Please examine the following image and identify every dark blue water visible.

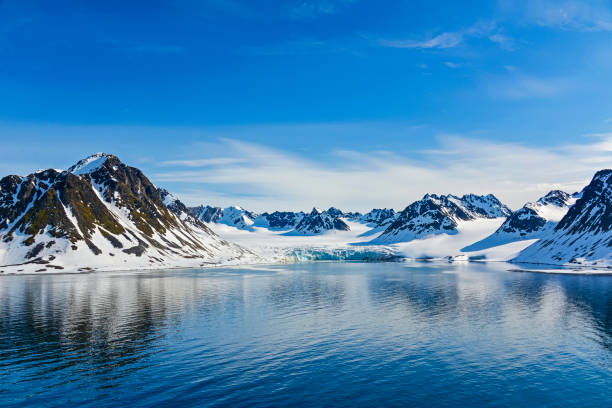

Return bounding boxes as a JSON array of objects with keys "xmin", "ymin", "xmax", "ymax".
[{"xmin": 0, "ymin": 262, "xmax": 610, "ymax": 407}]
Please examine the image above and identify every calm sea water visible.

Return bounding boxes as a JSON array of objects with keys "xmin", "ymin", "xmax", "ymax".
[{"xmin": 0, "ymin": 262, "xmax": 610, "ymax": 407}]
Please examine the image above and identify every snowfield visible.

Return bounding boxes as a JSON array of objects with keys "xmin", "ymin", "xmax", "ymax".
[{"xmin": 205, "ymin": 218, "xmax": 535, "ymax": 265}]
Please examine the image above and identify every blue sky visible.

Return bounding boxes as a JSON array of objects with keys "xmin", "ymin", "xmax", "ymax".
[{"xmin": 1, "ymin": 0, "xmax": 612, "ymax": 211}]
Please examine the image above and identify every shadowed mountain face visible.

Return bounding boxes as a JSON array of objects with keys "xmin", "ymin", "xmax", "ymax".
[
  {"xmin": 359, "ymin": 208, "xmax": 396, "ymax": 227},
  {"xmin": 374, "ymin": 194, "xmax": 511, "ymax": 244},
  {"xmin": 0, "ymin": 153, "xmax": 253, "ymax": 272},
  {"xmin": 463, "ymin": 190, "xmax": 577, "ymax": 252},
  {"xmin": 513, "ymin": 170, "xmax": 612, "ymax": 266},
  {"xmin": 292, "ymin": 208, "xmax": 351, "ymax": 235},
  {"xmin": 189, "ymin": 205, "xmax": 352, "ymax": 235},
  {"xmin": 190, "ymin": 205, "xmax": 258, "ymax": 230},
  {"xmin": 499, "ymin": 190, "xmax": 575, "ymax": 235}
]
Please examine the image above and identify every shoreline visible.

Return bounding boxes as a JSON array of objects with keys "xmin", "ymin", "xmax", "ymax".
[{"xmin": 2, "ymin": 256, "xmax": 612, "ymax": 277}]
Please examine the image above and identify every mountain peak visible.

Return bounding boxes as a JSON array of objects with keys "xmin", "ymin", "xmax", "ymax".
[
  {"xmin": 68, "ymin": 152, "xmax": 117, "ymax": 175},
  {"xmin": 537, "ymin": 190, "xmax": 571, "ymax": 207}
]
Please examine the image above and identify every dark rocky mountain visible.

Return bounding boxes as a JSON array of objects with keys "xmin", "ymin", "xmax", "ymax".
[
  {"xmin": 190, "ymin": 205, "xmax": 224, "ymax": 223},
  {"xmin": 373, "ymin": 193, "xmax": 511, "ymax": 244},
  {"xmin": 255, "ymin": 211, "xmax": 305, "ymax": 230},
  {"xmin": 460, "ymin": 194, "xmax": 513, "ymax": 218},
  {"xmin": 513, "ymin": 170, "xmax": 612, "ymax": 266},
  {"xmin": 189, "ymin": 205, "xmax": 257, "ymax": 230},
  {"xmin": 360, "ymin": 208, "xmax": 396, "ymax": 226},
  {"xmin": 463, "ymin": 190, "xmax": 576, "ymax": 251},
  {"xmin": 291, "ymin": 208, "xmax": 351, "ymax": 235},
  {"xmin": 326, "ymin": 207, "xmax": 344, "ymax": 218},
  {"xmin": 0, "ymin": 153, "xmax": 253, "ymax": 273},
  {"xmin": 191, "ymin": 205, "xmax": 352, "ymax": 235}
]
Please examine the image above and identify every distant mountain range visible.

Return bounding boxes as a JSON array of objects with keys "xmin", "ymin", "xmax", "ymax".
[{"xmin": 1, "ymin": 153, "xmax": 610, "ymax": 272}]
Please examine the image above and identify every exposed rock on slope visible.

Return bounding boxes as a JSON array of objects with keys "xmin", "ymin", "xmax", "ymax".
[
  {"xmin": 0, "ymin": 153, "xmax": 254, "ymax": 273},
  {"xmin": 291, "ymin": 208, "xmax": 350, "ymax": 235},
  {"xmin": 193, "ymin": 205, "xmax": 352, "ymax": 235},
  {"xmin": 512, "ymin": 170, "xmax": 612, "ymax": 266},
  {"xmin": 254, "ymin": 211, "xmax": 305, "ymax": 230},
  {"xmin": 373, "ymin": 194, "xmax": 511, "ymax": 244},
  {"xmin": 189, "ymin": 205, "xmax": 257, "ymax": 230},
  {"xmin": 463, "ymin": 190, "xmax": 577, "ymax": 251},
  {"xmin": 360, "ymin": 208, "xmax": 396, "ymax": 227}
]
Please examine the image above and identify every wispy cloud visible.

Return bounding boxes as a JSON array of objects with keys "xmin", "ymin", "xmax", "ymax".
[
  {"xmin": 380, "ymin": 31, "xmax": 464, "ymax": 49},
  {"xmin": 161, "ymin": 158, "xmax": 245, "ymax": 167},
  {"xmin": 499, "ymin": 0, "xmax": 612, "ymax": 31},
  {"xmin": 444, "ymin": 61, "xmax": 462, "ymax": 69},
  {"xmin": 525, "ymin": 0, "xmax": 612, "ymax": 31},
  {"xmin": 379, "ymin": 20, "xmax": 510, "ymax": 50},
  {"xmin": 488, "ymin": 33, "xmax": 515, "ymax": 50},
  {"xmin": 152, "ymin": 133, "xmax": 611, "ymax": 211},
  {"xmin": 485, "ymin": 74, "xmax": 573, "ymax": 99}
]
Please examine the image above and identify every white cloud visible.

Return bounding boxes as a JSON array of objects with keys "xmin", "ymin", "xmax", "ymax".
[{"xmin": 152, "ymin": 133, "xmax": 612, "ymax": 212}]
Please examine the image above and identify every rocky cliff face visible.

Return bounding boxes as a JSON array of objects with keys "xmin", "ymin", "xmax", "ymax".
[
  {"xmin": 292, "ymin": 208, "xmax": 350, "ymax": 235},
  {"xmin": 0, "ymin": 153, "xmax": 255, "ymax": 273},
  {"xmin": 359, "ymin": 208, "xmax": 396, "ymax": 227},
  {"xmin": 190, "ymin": 205, "xmax": 257, "ymax": 230},
  {"xmin": 193, "ymin": 205, "xmax": 352, "ymax": 235},
  {"xmin": 255, "ymin": 211, "xmax": 305, "ymax": 230}
]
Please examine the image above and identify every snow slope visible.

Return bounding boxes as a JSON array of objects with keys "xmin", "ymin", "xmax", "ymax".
[
  {"xmin": 463, "ymin": 190, "xmax": 577, "ymax": 251},
  {"xmin": 373, "ymin": 193, "xmax": 511, "ymax": 244},
  {"xmin": 204, "ymin": 217, "xmax": 530, "ymax": 265}
]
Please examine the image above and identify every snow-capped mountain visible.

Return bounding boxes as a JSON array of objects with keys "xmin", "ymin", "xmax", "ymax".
[
  {"xmin": 0, "ymin": 153, "xmax": 254, "ymax": 273},
  {"xmin": 254, "ymin": 211, "xmax": 305, "ymax": 230},
  {"xmin": 513, "ymin": 170, "xmax": 612, "ymax": 266},
  {"xmin": 463, "ymin": 190, "xmax": 578, "ymax": 251},
  {"xmin": 190, "ymin": 205, "xmax": 257, "ymax": 230},
  {"xmin": 373, "ymin": 194, "xmax": 511, "ymax": 244},
  {"xmin": 292, "ymin": 207, "xmax": 351, "ymax": 235},
  {"xmin": 194, "ymin": 205, "xmax": 352, "ymax": 235},
  {"xmin": 359, "ymin": 208, "xmax": 396, "ymax": 226}
]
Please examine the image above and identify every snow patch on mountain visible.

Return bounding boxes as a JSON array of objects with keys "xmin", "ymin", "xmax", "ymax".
[
  {"xmin": 463, "ymin": 190, "xmax": 578, "ymax": 251},
  {"xmin": 512, "ymin": 170, "xmax": 612, "ymax": 267},
  {"xmin": 373, "ymin": 193, "xmax": 511, "ymax": 244},
  {"xmin": 0, "ymin": 154, "xmax": 259, "ymax": 274},
  {"xmin": 68, "ymin": 152, "xmax": 112, "ymax": 175}
]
